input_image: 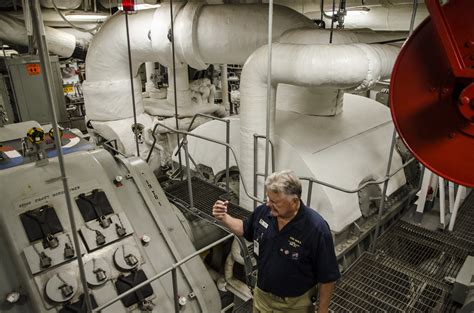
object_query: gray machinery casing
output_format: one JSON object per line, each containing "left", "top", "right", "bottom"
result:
{"left": 0, "top": 55, "right": 67, "bottom": 125}
{"left": 0, "top": 144, "right": 220, "bottom": 312}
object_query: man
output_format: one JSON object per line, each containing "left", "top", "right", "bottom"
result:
{"left": 213, "top": 170, "right": 340, "bottom": 313}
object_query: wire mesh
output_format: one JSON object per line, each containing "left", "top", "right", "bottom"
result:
{"left": 164, "top": 177, "right": 251, "bottom": 220}
{"left": 330, "top": 253, "right": 456, "bottom": 312}
{"left": 376, "top": 221, "right": 470, "bottom": 282}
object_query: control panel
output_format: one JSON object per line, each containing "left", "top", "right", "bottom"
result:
{"left": 0, "top": 127, "right": 221, "bottom": 313}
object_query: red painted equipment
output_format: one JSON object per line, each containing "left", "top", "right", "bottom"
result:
{"left": 390, "top": 0, "right": 474, "bottom": 187}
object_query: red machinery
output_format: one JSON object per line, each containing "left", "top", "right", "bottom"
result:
{"left": 390, "top": 0, "right": 474, "bottom": 187}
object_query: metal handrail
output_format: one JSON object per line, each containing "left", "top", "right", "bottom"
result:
{"left": 149, "top": 122, "right": 263, "bottom": 204}
{"left": 174, "top": 113, "right": 231, "bottom": 192}
{"left": 253, "top": 134, "right": 276, "bottom": 207}
{"left": 92, "top": 233, "right": 234, "bottom": 312}
{"left": 301, "top": 157, "right": 414, "bottom": 206}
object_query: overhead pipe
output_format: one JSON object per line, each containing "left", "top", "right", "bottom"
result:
{"left": 82, "top": 4, "right": 314, "bottom": 157}
{"left": 239, "top": 42, "right": 399, "bottom": 208}
{"left": 0, "top": 13, "right": 86, "bottom": 58}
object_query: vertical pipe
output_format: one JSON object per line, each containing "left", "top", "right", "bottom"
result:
{"left": 415, "top": 169, "right": 433, "bottom": 218}
{"left": 28, "top": 1, "right": 92, "bottom": 312}
{"left": 371, "top": 129, "right": 397, "bottom": 253}
{"left": 169, "top": 0, "right": 183, "bottom": 179}
{"left": 306, "top": 181, "right": 313, "bottom": 207}
{"left": 172, "top": 268, "right": 180, "bottom": 313}
{"left": 448, "top": 186, "right": 466, "bottom": 231}
{"left": 264, "top": 0, "right": 274, "bottom": 186}
{"left": 409, "top": 0, "right": 418, "bottom": 36}
{"left": 253, "top": 134, "right": 258, "bottom": 208}
{"left": 448, "top": 182, "right": 455, "bottom": 213}
{"left": 221, "top": 64, "right": 229, "bottom": 113}
{"left": 438, "top": 177, "right": 445, "bottom": 228}
{"left": 125, "top": 13, "right": 140, "bottom": 157}
{"left": 225, "top": 119, "right": 230, "bottom": 192}
{"left": 145, "top": 62, "right": 155, "bottom": 93}
{"left": 182, "top": 135, "right": 194, "bottom": 208}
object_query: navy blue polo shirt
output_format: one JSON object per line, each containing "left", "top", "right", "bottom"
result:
{"left": 243, "top": 201, "right": 340, "bottom": 298}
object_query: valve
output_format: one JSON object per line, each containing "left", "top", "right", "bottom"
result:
{"left": 26, "top": 127, "right": 45, "bottom": 145}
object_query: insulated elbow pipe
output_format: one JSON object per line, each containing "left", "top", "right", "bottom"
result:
{"left": 83, "top": 4, "right": 314, "bottom": 122}
{"left": 239, "top": 42, "right": 399, "bottom": 208}
{"left": 0, "top": 13, "right": 86, "bottom": 58}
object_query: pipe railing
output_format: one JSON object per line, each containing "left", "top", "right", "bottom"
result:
{"left": 92, "top": 233, "right": 234, "bottom": 312}
{"left": 173, "top": 113, "right": 231, "bottom": 192}
{"left": 149, "top": 122, "right": 263, "bottom": 204}
{"left": 253, "top": 134, "right": 276, "bottom": 207}
{"left": 253, "top": 155, "right": 414, "bottom": 207}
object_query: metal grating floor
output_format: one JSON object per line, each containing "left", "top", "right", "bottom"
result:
{"left": 329, "top": 191, "right": 474, "bottom": 312}
{"left": 164, "top": 179, "right": 474, "bottom": 312}
{"left": 451, "top": 191, "right": 474, "bottom": 246}
{"left": 331, "top": 253, "right": 456, "bottom": 313}
{"left": 376, "top": 220, "right": 470, "bottom": 282}
{"left": 164, "top": 177, "right": 252, "bottom": 220}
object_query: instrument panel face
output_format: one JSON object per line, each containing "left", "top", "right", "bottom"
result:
{"left": 0, "top": 148, "right": 220, "bottom": 313}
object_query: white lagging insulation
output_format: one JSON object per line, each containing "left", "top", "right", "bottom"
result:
{"left": 238, "top": 42, "right": 403, "bottom": 211}
{"left": 178, "top": 28, "right": 406, "bottom": 232}
{"left": 0, "top": 13, "right": 78, "bottom": 57}
{"left": 82, "top": 3, "right": 314, "bottom": 162}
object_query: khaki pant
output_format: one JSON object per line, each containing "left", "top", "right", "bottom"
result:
{"left": 253, "top": 287, "right": 316, "bottom": 313}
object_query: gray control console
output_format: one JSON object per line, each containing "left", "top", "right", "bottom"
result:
{"left": 0, "top": 131, "right": 221, "bottom": 313}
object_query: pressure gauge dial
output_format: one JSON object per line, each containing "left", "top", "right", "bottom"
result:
{"left": 45, "top": 272, "right": 78, "bottom": 303}
{"left": 114, "top": 244, "right": 140, "bottom": 271}
{"left": 84, "top": 257, "right": 110, "bottom": 287}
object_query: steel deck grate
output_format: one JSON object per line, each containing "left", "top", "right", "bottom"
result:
{"left": 452, "top": 191, "right": 474, "bottom": 245}
{"left": 330, "top": 253, "right": 456, "bottom": 312}
{"left": 376, "top": 220, "right": 470, "bottom": 282}
{"left": 164, "top": 177, "right": 252, "bottom": 220}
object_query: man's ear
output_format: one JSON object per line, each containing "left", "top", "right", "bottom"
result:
{"left": 291, "top": 197, "right": 300, "bottom": 209}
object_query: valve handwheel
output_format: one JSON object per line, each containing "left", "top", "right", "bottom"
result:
{"left": 26, "top": 127, "right": 45, "bottom": 145}
{"left": 390, "top": 0, "right": 474, "bottom": 187}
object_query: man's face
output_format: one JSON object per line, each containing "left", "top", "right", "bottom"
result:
{"left": 266, "top": 190, "right": 299, "bottom": 219}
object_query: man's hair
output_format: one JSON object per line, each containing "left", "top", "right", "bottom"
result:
{"left": 265, "top": 170, "right": 302, "bottom": 199}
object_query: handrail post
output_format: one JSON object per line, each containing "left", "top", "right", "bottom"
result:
{"left": 307, "top": 181, "right": 313, "bottom": 207}
{"left": 253, "top": 134, "right": 259, "bottom": 208}
{"left": 225, "top": 119, "right": 230, "bottom": 192}
{"left": 182, "top": 134, "right": 194, "bottom": 208}
{"left": 172, "top": 268, "right": 180, "bottom": 313}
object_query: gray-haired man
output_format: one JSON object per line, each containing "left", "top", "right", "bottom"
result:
{"left": 213, "top": 170, "right": 340, "bottom": 313}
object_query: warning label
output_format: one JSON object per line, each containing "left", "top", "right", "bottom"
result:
{"left": 26, "top": 63, "right": 41, "bottom": 76}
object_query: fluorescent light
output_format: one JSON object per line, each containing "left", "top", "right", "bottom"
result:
{"left": 64, "top": 12, "right": 109, "bottom": 22}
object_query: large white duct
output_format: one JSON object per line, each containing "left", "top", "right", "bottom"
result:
{"left": 306, "top": 4, "right": 428, "bottom": 31}
{"left": 276, "top": 28, "right": 406, "bottom": 116}
{"left": 0, "top": 13, "right": 79, "bottom": 57}
{"left": 238, "top": 42, "right": 400, "bottom": 211}
{"left": 83, "top": 4, "right": 314, "bottom": 157}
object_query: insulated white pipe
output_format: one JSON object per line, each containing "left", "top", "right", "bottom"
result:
{"left": 145, "top": 62, "right": 155, "bottom": 93}
{"left": 239, "top": 42, "right": 399, "bottom": 208}
{"left": 84, "top": 4, "right": 313, "bottom": 122}
{"left": 221, "top": 64, "right": 229, "bottom": 112}
{"left": 439, "top": 177, "right": 446, "bottom": 228}
{"left": 0, "top": 13, "right": 78, "bottom": 57}
{"left": 150, "top": 3, "right": 314, "bottom": 70}
{"left": 276, "top": 28, "right": 406, "bottom": 116}
{"left": 448, "top": 181, "right": 455, "bottom": 213}
{"left": 306, "top": 4, "right": 428, "bottom": 31}
{"left": 448, "top": 186, "right": 467, "bottom": 231}
{"left": 83, "top": 9, "right": 156, "bottom": 121}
